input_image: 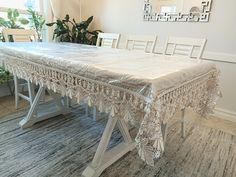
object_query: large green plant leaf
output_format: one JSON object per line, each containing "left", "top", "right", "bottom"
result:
{"left": 46, "top": 22, "right": 56, "bottom": 26}
{"left": 64, "top": 14, "right": 70, "bottom": 22}
{"left": 13, "top": 9, "right": 20, "bottom": 18}
{"left": 0, "top": 17, "right": 9, "bottom": 27}
{"left": 75, "top": 16, "right": 94, "bottom": 31}
{"left": 19, "top": 18, "right": 29, "bottom": 25}
{"left": 27, "top": 8, "right": 45, "bottom": 41}
{"left": 2, "top": 9, "right": 28, "bottom": 29}
{"left": 7, "top": 9, "right": 13, "bottom": 20}
{"left": 0, "top": 67, "right": 13, "bottom": 85}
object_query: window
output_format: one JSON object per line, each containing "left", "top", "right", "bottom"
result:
{"left": 0, "top": 0, "right": 43, "bottom": 18}
{"left": 0, "top": 0, "right": 41, "bottom": 11}
{"left": 0, "top": 0, "right": 45, "bottom": 41}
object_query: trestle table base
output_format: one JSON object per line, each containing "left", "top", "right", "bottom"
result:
{"left": 82, "top": 116, "right": 135, "bottom": 177}
{"left": 19, "top": 86, "right": 182, "bottom": 177}
{"left": 19, "top": 86, "right": 70, "bottom": 129}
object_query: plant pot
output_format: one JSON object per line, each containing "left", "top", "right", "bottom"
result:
{"left": 0, "top": 79, "right": 14, "bottom": 97}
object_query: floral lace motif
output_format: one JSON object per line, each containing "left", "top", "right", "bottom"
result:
{"left": 4, "top": 55, "right": 221, "bottom": 166}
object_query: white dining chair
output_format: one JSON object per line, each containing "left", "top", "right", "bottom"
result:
{"left": 2, "top": 29, "right": 37, "bottom": 109}
{"left": 3, "top": 29, "right": 37, "bottom": 42}
{"left": 125, "top": 35, "right": 157, "bottom": 53}
{"left": 96, "top": 33, "right": 120, "bottom": 48}
{"left": 163, "top": 36, "right": 207, "bottom": 59}
{"left": 162, "top": 36, "right": 207, "bottom": 139}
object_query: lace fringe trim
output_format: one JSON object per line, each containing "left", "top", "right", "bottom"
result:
{"left": 4, "top": 57, "right": 221, "bottom": 166}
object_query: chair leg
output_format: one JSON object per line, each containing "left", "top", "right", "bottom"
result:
{"left": 93, "top": 107, "right": 97, "bottom": 121}
{"left": 85, "top": 104, "right": 89, "bottom": 117}
{"left": 14, "top": 76, "right": 19, "bottom": 109}
{"left": 68, "top": 97, "right": 72, "bottom": 107}
{"left": 181, "top": 109, "right": 186, "bottom": 138}
{"left": 63, "top": 96, "right": 71, "bottom": 108}
{"left": 7, "top": 80, "right": 13, "bottom": 96}
{"left": 40, "top": 87, "right": 45, "bottom": 102}
{"left": 161, "top": 122, "right": 168, "bottom": 144}
{"left": 84, "top": 103, "right": 97, "bottom": 120}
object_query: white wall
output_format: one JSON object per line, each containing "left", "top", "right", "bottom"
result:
{"left": 49, "top": 0, "right": 81, "bottom": 20}
{"left": 81, "top": 0, "right": 236, "bottom": 120}
{"left": 82, "top": 0, "right": 236, "bottom": 55}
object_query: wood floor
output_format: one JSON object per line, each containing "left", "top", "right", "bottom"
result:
{"left": 0, "top": 96, "right": 236, "bottom": 177}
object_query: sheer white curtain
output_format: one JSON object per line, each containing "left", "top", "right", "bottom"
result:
{"left": 49, "top": 0, "right": 81, "bottom": 21}
{"left": 44, "top": 0, "right": 82, "bottom": 41}
{"left": 49, "top": 0, "right": 63, "bottom": 21}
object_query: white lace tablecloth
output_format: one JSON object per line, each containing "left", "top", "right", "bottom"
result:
{"left": 0, "top": 42, "right": 220, "bottom": 165}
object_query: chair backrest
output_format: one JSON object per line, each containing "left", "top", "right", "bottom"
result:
{"left": 2, "top": 29, "right": 37, "bottom": 42}
{"left": 125, "top": 35, "right": 157, "bottom": 53}
{"left": 163, "top": 37, "right": 207, "bottom": 59}
{"left": 96, "top": 33, "right": 120, "bottom": 49}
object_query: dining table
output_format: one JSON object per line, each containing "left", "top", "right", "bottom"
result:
{"left": 0, "top": 42, "right": 221, "bottom": 177}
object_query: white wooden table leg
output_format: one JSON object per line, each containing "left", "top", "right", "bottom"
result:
{"left": 48, "top": 90, "right": 64, "bottom": 108}
{"left": 20, "top": 86, "right": 70, "bottom": 129}
{"left": 49, "top": 91, "right": 70, "bottom": 115}
{"left": 82, "top": 116, "right": 135, "bottom": 177}
{"left": 91, "top": 116, "right": 118, "bottom": 168}
{"left": 117, "top": 118, "right": 133, "bottom": 144}
{"left": 40, "top": 87, "right": 45, "bottom": 102}
{"left": 161, "top": 122, "right": 168, "bottom": 145}
{"left": 181, "top": 109, "right": 186, "bottom": 138}
{"left": 14, "top": 76, "right": 19, "bottom": 109}
{"left": 27, "top": 81, "right": 35, "bottom": 106}
{"left": 19, "top": 86, "right": 45, "bottom": 128}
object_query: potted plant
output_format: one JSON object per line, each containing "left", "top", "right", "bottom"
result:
{"left": 0, "top": 9, "right": 30, "bottom": 95}
{"left": 0, "top": 8, "right": 43, "bottom": 95}
{"left": 0, "top": 66, "right": 13, "bottom": 95}
{"left": 0, "top": 67, "right": 12, "bottom": 84}
{"left": 0, "top": 33, "right": 3, "bottom": 42}
{"left": 27, "top": 8, "right": 45, "bottom": 42}
{"left": 0, "top": 9, "right": 29, "bottom": 41}
{"left": 46, "top": 15, "right": 101, "bottom": 45}
{"left": 0, "top": 8, "right": 45, "bottom": 97}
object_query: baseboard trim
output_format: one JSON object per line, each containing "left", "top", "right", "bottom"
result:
{"left": 214, "top": 108, "right": 236, "bottom": 123}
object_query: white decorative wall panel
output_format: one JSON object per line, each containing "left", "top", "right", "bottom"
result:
{"left": 143, "top": 0, "right": 212, "bottom": 22}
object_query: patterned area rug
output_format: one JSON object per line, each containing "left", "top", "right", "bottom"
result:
{"left": 0, "top": 105, "right": 235, "bottom": 177}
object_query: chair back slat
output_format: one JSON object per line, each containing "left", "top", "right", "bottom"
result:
{"left": 96, "top": 33, "right": 120, "bottom": 49}
{"left": 13, "top": 36, "right": 32, "bottom": 42}
{"left": 3, "top": 29, "right": 37, "bottom": 42}
{"left": 163, "top": 37, "right": 207, "bottom": 59}
{"left": 126, "top": 35, "right": 157, "bottom": 53}
{"left": 101, "top": 39, "right": 114, "bottom": 47}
